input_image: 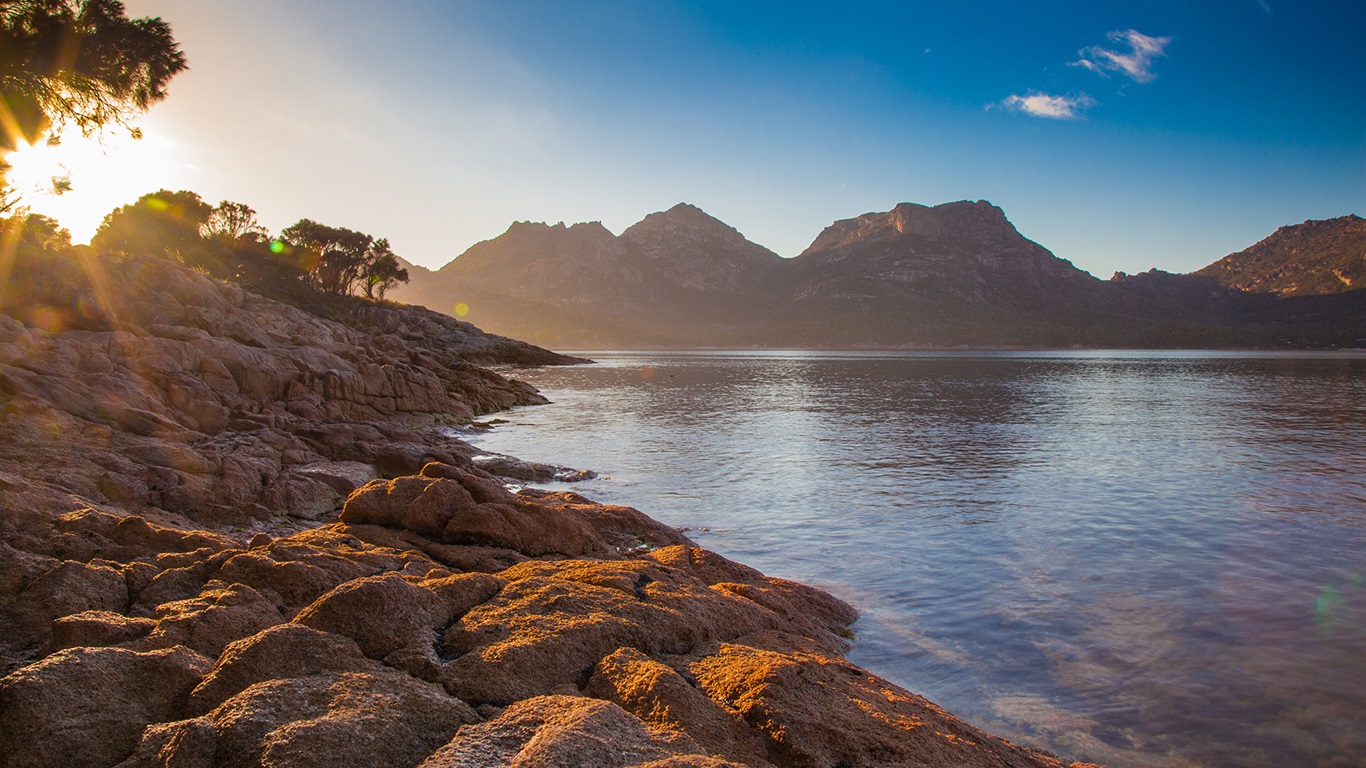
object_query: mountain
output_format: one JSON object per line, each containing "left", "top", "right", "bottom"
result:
{"left": 1193, "top": 214, "right": 1366, "bottom": 295}
{"left": 769, "top": 201, "right": 1126, "bottom": 346}
{"left": 395, "top": 205, "right": 784, "bottom": 347}
{"left": 396, "top": 202, "right": 1365, "bottom": 348}
{"left": 620, "top": 202, "right": 783, "bottom": 294}
{"left": 1109, "top": 215, "right": 1366, "bottom": 345}
{"left": 788, "top": 201, "right": 1090, "bottom": 303}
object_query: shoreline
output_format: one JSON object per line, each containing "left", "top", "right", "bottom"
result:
{"left": 0, "top": 251, "right": 1099, "bottom": 767}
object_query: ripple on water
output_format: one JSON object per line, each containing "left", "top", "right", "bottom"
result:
{"left": 470, "top": 350, "right": 1366, "bottom": 768}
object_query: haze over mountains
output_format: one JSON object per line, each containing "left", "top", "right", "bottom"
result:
{"left": 393, "top": 203, "right": 1366, "bottom": 349}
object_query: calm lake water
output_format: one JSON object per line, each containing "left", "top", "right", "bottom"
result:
{"left": 468, "top": 351, "right": 1366, "bottom": 768}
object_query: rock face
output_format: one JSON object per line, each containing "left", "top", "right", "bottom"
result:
{"left": 787, "top": 201, "right": 1094, "bottom": 304}
{"left": 1192, "top": 214, "right": 1366, "bottom": 296}
{"left": 0, "top": 244, "right": 1099, "bottom": 767}
{"left": 0, "top": 247, "right": 574, "bottom": 531}
{"left": 395, "top": 201, "right": 1364, "bottom": 348}
{"left": 620, "top": 203, "right": 784, "bottom": 296}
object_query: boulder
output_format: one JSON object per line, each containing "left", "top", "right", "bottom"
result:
{"left": 119, "top": 670, "right": 478, "bottom": 768}
{"left": 0, "top": 645, "right": 209, "bottom": 768}
{"left": 470, "top": 453, "right": 596, "bottom": 483}
{"left": 132, "top": 582, "right": 283, "bottom": 658}
{"left": 440, "top": 556, "right": 856, "bottom": 705}
{"left": 0, "top": 559, "right": 127, "bottom": 661}
{"left": 188, "top": 623, "right": 378, "bottom": 713}
{"left": 46, "top": 610, "right": 157, "bottom": 652}
{"left": 586, "top": 647, "right": 773, "bottom": 767}
{"left": 294, "top": 572, "right": 451, "bottom": 660}
{"left": 417, "top": 695, "right": 710, "bottom": 768}
{"left": 692, "top": 643, "right": 1079, "bottom": 768}
{"left": 340, "top": 471, "right": 689, "bottom": 558}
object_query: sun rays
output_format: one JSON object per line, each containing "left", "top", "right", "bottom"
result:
{"left": 3, "top": 123, "right": 188, "bottom": 244}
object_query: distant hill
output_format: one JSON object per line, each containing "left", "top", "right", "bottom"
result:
{"left": 767, "top": 201, "right": 1132, "bottom": 346}
{"left": 396, "top": 205, "right": 785, "bottom": 347}
{"left": 394, "top": 203, "right": 1365, "bottom": 349}
{"left": 621, "top": 203, "right": 784, "bottom": 295}
{"left": 1193, "top": 215, "right": 1365, "bottom": 296}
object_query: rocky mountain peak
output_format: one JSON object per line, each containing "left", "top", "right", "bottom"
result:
{"left": 436, "top": 219, "right": 625, "bottom": 278}
{"left": 499, "top": 219, "right": 615, "bottom": 242}
{"left": 619, "top": 203, "right": 782, "bottom": 294}
{"left": 623, "top": 203, "right": 776, "bottom": 257}
{"left": 798, "top": 200, "right": 1018, "bottom": 258}
{"left": 1193, "top": 213, "right": 1365, "bottom": 295}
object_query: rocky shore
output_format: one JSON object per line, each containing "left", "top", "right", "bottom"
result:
{"left": 0, "top": 248, "right": 1097, "bottom": 767}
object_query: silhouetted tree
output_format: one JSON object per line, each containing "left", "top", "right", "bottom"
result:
{"left": 91, "top": 189, "right": 211, "bottom": 264}
{"left": 1, "top": 211, "right": 70, "bottom": 254}
{"left": 0, "top": 212, "right": 78, "bottom": 327}
{"left": 193, "top": 199, "right": 306, "bottom": 291}
{"left": 0, "top": 159, "right": 19, "bottom": 215}
{"left": 280, "top": 219, "right": 406, "bottom": 297}
{"left": 0, "top": 0, "right": 187, "bottom": 150}
{"left": 201, "top": 200, "right": 267, "bottom": 243}
{"left": 362, "top": 239, "right": 408, "bottom": 299}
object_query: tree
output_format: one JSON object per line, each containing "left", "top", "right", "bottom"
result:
{"left": 0, "top": 158, "right": 18, "bottom": 215}
{"left": 196, "top": 199, "right": 309, "bottom": 292}
{"left": 281, "top": 219, "right": 368, "bottom": 295}
{"left": 201, "top": 200, "right": 267, "bottom": 243}
{"left": 0, "top": 0, "right": 187, "bottom": 150}
{"left": 280, "top": 219, "right": 409, "bottom": 298}
{"left": 1, "top": 210, "right": 70, "bottom": 253}
{"left": 362, "top": 238, "right": 408, "bottom": 299}
{"left": 91, "top": 188, "right": 211, "bottom": 263}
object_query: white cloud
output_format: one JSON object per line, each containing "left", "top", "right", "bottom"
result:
{"left": 1072, "top": 30, "right": 1172, "bottom": 83}
{"left": 999, "top": 92, "right": 1097, "bottom": 119}
{"left": 1255, "top": 0, "right": 1272, "bottom": 14}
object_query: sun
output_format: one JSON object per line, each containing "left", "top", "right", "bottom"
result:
{"left": 3, "top": 121, "right": 189, "bottom": 243}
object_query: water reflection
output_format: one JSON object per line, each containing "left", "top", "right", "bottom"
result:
{"left": 474, "top": 351, "right": 1366, "bottom": 767}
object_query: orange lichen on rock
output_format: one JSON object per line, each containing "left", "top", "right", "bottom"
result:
{"left": 339, "top": 464, "right": 691, "bottom": 558}
{"left": 415, "top": 694, "right": 744, "bottom": 768}
{"left": 0, "top": 468, "right": 1097, "bottom": 768}
{"left": 692, "top": 642, "right": 1082, "bottom": 768}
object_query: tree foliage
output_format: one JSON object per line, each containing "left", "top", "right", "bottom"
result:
{"left": 86, "top": 193, "right": 407, "bottom": 300}
{"left": 0, "top": 0, "right": 188, "bottom": 150}
{"left": 91, "top": 188, "right": 210, "bottom": 262}
{"left": 201, "top": 200, "right": 267, "bottom": 243}
{"left": 1, "top": 210, "right": 69, "bottom": 253}
{"left": 90, "top": 191, "right": 299, "bottom": 290}
{"left": 280, "top": 218, "right": 408, "bottom": 297}
{"left": 363, "top": 238, "right": 408, "bottom": 299}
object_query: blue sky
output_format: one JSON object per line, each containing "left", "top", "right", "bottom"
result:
{"left": 26, "top": 0, "right": 1364, "bottom": 276}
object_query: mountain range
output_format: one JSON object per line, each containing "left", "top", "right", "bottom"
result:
{"left": 393, "top": 203, "right": 1366, "bottom": 348}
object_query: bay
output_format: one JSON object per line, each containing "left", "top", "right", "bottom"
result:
{"left": 468, "top": 350, "right": 1366, "bottom": 768}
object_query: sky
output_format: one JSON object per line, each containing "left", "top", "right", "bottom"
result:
{"left": 8, "top": 0, "right": 1364, "bottom": 277}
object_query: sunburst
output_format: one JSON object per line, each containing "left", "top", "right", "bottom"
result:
{"left": 3, "top": 122, "right": 189, "bottom": 243}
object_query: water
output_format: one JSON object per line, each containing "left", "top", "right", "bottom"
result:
{"left": 468, "top": 350, "right": 1366, "bottom": 768}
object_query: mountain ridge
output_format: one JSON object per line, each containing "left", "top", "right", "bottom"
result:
{"left": 392, "top": 202, "right": 1365, "bottom": 348}
{"left": 1192, "top": 214, "right": 1365, "bottom": 296}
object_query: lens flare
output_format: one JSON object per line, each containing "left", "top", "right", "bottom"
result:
{"left": 454, "top": 302, "right": 469, "bottom": 317}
